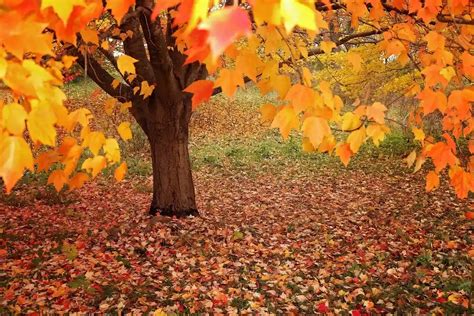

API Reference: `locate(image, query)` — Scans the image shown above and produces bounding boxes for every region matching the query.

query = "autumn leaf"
[82,155,106,178]
[117,122,132,141]
[199,6,251,58]
[106,0,135,22]
[68,172,89,190]
[425,170,440,192]
[140,81,155,99]
[366,102,387,124]
[41,0,86,24]
[321,40,336,54]
[336,143,353,166]
[280,0,317,32]
[301,116,331,149]
[184,80,214,110]
[347,127,366,153]
[48,170,67,192]
[2,103,27,135]
[114,162,127,182]
[0,136,34,193]
[117,55,138,75]
[271,106,299,139]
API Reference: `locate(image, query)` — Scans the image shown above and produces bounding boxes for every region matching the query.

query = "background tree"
[0,0,472,217]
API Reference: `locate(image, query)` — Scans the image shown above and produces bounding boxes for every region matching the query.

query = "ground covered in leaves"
[1,84,474,314]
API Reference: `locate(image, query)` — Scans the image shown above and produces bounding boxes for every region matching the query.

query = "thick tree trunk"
[134,96,198,218]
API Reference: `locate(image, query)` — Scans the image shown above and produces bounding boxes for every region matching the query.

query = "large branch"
[72,47,132,102]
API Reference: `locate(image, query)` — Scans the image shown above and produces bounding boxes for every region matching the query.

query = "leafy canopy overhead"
[0,0,473,197]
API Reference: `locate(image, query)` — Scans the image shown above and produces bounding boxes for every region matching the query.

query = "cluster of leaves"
[0,1,473,198]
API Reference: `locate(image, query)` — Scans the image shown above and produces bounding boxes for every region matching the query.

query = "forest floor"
[1,80,473,314]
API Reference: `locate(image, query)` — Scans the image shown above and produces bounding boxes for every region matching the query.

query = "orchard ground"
[1,79,473,314]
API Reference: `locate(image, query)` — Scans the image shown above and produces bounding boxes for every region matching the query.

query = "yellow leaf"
[366,123,389,146]
[271,106,299,139]
[347,51,362,72]
[347,127,366,153]
[301,116,331,149]
[140,81,155,99]
[82,155,106,178]
[117,55,138,75]
[406,150,417,168]
[280,0,316,32]
[48,170,67,192]
[120,101,132,113]
[412,127,425,142]
[366,102,387,124]
[114,162,127,182]
[28,104,57,146]
[103,138,121,163]
[341,112,361,131]
[62,56,77,69]
[321,40,336,54]
[117,122,132,141]
[0,136,34,193]
[83,131,106,156]
[41,0,86,24]
[111,79,120,89]
[2,103,27,135]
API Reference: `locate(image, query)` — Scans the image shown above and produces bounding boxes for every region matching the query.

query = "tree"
[0,0,473,217]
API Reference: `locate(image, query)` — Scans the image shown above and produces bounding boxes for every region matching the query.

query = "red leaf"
[199,6,251,58]
[318,302,329,313]
[184,80,214,110]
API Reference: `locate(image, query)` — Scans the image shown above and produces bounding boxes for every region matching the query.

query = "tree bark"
[136,96,198,218]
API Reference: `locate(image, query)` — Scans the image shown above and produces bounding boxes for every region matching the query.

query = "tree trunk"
[137,97,198,218]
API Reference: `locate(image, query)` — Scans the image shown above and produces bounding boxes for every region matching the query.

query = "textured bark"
[134,96,198,218]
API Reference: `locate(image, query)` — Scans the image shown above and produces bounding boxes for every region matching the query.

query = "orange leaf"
[184,80,214,110]
[68,172,89,190]
[0,136,34,193]
[106,0,135,22]
[449,167,474,199]
[366,102,387,124]
[48,169,67,192]
[336,143,353,166]
[114,162,127,182]
[425,170,440,192]
[465,211,474,220]
[427,142,457,172]
[199,6,251,58]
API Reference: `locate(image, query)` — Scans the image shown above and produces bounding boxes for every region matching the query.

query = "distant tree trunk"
[132,95,199,218]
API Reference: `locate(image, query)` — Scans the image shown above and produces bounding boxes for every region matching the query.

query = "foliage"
[0,0,472,199]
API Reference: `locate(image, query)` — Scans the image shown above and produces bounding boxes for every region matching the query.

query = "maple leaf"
[68,172,89,190]
[214,69,244,97]
[427,142,457,172]
[106,0,135,22]
[41,0,86,24]
[336,143,353,166]
[301,117,331,149]
[320,40,336,54]
[425,170,440,192]
[366,102,387,124]
[184,80,214,110]
[260,104,277,123]
[449,167,474,199]
[48,170,67,192]
[271,106,299,139]
[347,127,366,153]
[117,55,138,75]
[114,162,127,182]
[280,0,317,32]
[82,155,106,178]
[0,136,34,193]
[199,7,251,59]
[117,122,132,141]
[27,105,57,146]
[2,103,27,135]
[140,81,155,99]
[412,127,425,142]
[104,139,121,163]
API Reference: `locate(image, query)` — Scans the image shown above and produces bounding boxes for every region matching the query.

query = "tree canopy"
[0,0,473,198]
